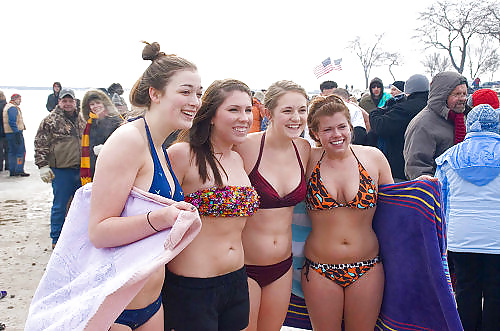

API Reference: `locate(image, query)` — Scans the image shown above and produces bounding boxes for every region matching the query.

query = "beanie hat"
[404,74,430,94]
[10,93,21,100]
[111,93,124,106]
[369,77,383,89]
[466,104,500,134]
[391,81,405,93]
[468,88,499,109]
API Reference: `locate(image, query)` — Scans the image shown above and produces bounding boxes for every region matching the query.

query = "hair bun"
[141,41,165,61]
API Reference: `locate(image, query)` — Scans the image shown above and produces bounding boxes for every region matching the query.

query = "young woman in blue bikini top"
[87,41,202,331]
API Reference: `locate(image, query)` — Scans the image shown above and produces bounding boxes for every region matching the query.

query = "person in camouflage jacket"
[34,89,86,247]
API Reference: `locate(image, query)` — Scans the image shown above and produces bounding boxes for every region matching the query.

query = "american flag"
[332,58,342,71]
[313,57,334,78]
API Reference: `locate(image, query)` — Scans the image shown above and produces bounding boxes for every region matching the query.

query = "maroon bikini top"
[248,133,307,209]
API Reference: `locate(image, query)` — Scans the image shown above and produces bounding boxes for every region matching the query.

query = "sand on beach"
[0,161,52,330]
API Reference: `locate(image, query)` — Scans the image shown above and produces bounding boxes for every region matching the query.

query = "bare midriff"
[242,206,294,266]
[304,207,379,264]
[167,215,247,278]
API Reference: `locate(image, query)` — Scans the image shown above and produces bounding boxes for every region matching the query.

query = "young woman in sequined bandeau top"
[165,79,259,330]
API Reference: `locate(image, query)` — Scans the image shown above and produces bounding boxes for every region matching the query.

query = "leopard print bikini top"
[306,148,377,210]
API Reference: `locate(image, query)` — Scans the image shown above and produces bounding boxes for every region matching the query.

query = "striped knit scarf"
[80,112,99,185]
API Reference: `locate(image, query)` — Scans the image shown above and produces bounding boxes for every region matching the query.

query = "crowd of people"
[2,40,498,330]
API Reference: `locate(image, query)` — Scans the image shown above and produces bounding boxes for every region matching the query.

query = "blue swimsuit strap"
[142,117,183,200]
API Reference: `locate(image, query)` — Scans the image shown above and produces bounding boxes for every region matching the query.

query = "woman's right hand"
[151,202,197,231]
[172,201,197,212]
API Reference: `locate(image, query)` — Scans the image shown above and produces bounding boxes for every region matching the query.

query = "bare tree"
[415,0,493,74]
[480,3,500,42]
[421,53,451,77]
[467,36,500,80]
[385,52,403,81]
[348,34,388,88]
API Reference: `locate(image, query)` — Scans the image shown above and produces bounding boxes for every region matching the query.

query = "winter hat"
[59,88,75,99]
[467,88,499,109]
[111,93,124,106]
[108,83,124,96]
[369,77,383,89]
[391,81,405,93]
[466,104,500,134]
[404,74,430,94]
[10,93,21,100]
[254,91,265,102]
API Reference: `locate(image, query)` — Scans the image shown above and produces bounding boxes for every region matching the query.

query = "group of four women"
[88,41,394,331]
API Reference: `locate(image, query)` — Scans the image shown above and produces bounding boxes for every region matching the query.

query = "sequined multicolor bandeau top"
[185,186,260,217]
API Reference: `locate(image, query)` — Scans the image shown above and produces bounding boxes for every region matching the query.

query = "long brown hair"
[179,79,251,186]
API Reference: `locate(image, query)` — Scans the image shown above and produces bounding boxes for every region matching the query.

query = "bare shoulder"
[350,144,385,161]
[309,146,323,163]
[166,142,192,184]
[233,132,263,154]
[351,144,393,184]
[306,147,323,176]
[293,137,311,163]
[294,137,312,152]
[233,132,263,172]
[99,122,146,164]
[91,123,146,197]
[167,142,192,165]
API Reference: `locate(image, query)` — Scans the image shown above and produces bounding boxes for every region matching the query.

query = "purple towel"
[284,180,463,330]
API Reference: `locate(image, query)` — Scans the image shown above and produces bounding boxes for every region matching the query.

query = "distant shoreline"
[0,86,117,91]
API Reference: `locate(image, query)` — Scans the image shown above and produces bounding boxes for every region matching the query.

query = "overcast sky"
[3,0,489,93]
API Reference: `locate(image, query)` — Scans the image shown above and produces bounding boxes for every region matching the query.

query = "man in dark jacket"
[46,82,61,112]
[369,74,430,181]
[359,77,391,113]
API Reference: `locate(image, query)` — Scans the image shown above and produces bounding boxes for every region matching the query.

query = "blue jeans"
[5,132,25,175]
[50,168,81,244]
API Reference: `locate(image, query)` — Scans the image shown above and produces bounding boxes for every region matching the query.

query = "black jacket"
[46,93,59,112]
[369,91,429,179]
[0,100,6,137]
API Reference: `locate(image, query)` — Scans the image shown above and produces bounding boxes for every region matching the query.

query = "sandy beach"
[0,161,52,330]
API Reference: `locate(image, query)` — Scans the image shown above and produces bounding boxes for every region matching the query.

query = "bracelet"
[146,211,160,232]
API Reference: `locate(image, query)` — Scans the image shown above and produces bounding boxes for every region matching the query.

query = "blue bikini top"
[143,118,184,201]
